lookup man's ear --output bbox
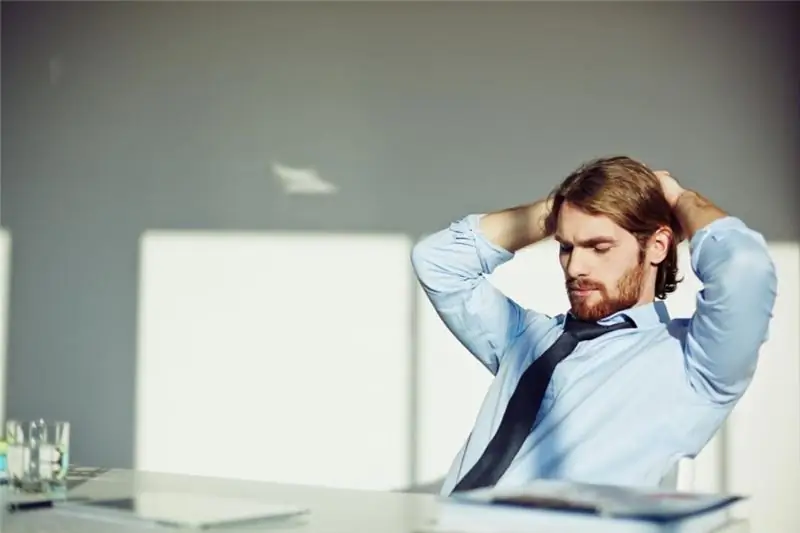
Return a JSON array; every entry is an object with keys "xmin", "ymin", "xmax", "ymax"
[
  {"xmin": 669, "ymin": 212, "xmax": 686, "ymax": 244},
  {"xmin": 647, "ymin": 226, "xmax": 672, "ymax": 266}
]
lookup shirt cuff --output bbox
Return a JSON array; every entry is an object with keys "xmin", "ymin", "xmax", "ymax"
[{"xmin": 460, "ymin": 214, "xmax": 515, "ymax": 273}]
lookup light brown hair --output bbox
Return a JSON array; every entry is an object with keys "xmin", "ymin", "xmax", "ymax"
[{"xmin": 544, "ymin": 156, "xmax": 681, "ymax": 299}]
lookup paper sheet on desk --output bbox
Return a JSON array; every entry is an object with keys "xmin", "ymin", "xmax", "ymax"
[
  {"xmin": 450, "ymin": 480, "xmax": 743, "ymax": 520},
  {"xmin": 417, "ymin": 519, "xmax": 751, "ymax": 533}
]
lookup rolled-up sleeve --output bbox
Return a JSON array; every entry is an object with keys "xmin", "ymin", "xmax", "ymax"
[{"xmin": 683, "ymin": 217, "xmax": 778, "ymax": 404}]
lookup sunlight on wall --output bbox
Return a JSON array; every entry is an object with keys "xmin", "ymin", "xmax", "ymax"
[
  {"xmin": 417, "ymin": 239, "xmax": 799, "ymax": 531},
  {"xmin": 135, "ymin": 231, "xmax": 413, "ymax": 490},
  {"xmin": 0, "ymin": 230, "xmax": 10, "ymax": 424}
]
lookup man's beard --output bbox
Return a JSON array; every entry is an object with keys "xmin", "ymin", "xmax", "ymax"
[{"xmin": 567, "ymin": 261, "xmax": 645, "ymax": 322}]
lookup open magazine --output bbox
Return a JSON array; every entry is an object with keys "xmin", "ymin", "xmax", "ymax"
[
  {"xmin": 427, "ymin": 480, "xmax": 745, "ymax": 533},
  {"xmin": 468, "ymin": 480, "xmax": 741, "ymax": 520}
]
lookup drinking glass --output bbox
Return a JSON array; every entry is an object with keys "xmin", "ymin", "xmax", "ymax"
[{"xmin": 5, "ymin": 419, "xmax": 70, "ymax": 492}]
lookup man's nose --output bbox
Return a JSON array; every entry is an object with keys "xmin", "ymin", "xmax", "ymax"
[{"xmin": 565, "ymin": 249, "xmax": 590, "ymax": 279}]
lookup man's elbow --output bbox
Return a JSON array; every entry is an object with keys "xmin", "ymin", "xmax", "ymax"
[
  {"xmin": 703, "ymin": 227, "xmax": 777, "ymax": 304},
  {"xmin": 724, "ymin": 240, "xmax": 778, "ymax": 302},
  {"xmin": 410, "ymin": 231, "xmax": 479, "ymax": 296},
  {"xmin": 410, "ymin": 233, "xmax": 455, "ymax": 293},
  {"xmin": 410, "ymin": 235, "xmax": 437, "ymax": 283}
]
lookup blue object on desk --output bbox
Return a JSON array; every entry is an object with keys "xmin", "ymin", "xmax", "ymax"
[{"xmin": 0, "ymin": 443, "xmax": 7, "ymax": 485}]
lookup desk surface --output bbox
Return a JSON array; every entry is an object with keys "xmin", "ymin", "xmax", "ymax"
[
  {"xmin": 1, "ymin": 469, "xmax": 748, "ymax": 533},
  {"xmin": 1, "ymin": 468, "xmax": 440, "ymax": 532}
]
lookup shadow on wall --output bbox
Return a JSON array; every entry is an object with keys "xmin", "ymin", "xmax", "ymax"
[{"xmin": 132, "ymin": 231, "xmax": 800, "ymax": 531}]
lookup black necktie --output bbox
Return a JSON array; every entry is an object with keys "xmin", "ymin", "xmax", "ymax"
[{"xmin": 451, "ymin": 314, "xmax": 637, "ymax": 493}]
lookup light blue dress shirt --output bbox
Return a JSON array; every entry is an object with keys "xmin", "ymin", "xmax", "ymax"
[{"xmin": 411, "ymin": 214, "xmax": 777, "ymax": 495}]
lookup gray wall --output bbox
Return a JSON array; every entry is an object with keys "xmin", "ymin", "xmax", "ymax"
[{"xmin": 2, "ymin": 1, "xmax": 798, "ymax": 468}]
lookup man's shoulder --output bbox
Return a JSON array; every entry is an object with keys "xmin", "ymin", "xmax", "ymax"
[
  {"xmin": 519, "ymin": 310, "xmax": 563, "ymax": 337},
  {"xmin": 637, "ymin": 318, "xmax": 694, "ymax": 359},
  {"xmin": 647, "ymin": 316, "xmax": 690, "ymax": 346},
  {"xmin": 506, "ymin": 311, "xmax": 563, "ymax": 351}
]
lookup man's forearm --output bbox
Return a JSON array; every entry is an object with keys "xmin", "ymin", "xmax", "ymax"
[
  {"xmin": 673, "ymin": 190, "xmax": 729, "ymax": 241},
  {"xmin": 479, "ymin": 199, "xmax": 553, "ymax": 252}
]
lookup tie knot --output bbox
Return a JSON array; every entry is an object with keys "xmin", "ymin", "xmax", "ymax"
[{"xmin": 564, "ymin": 314, "xmax": 637, "ymax": 342}]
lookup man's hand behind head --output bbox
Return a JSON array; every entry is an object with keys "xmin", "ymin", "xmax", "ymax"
[{"xmin": 653, "ymin": 170, "xmax": 686, "ymax": 209}]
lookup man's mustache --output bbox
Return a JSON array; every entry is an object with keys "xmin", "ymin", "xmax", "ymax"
[{"xmin": 566, "ymin": 279, "xmax": 603, "ymax": 291}]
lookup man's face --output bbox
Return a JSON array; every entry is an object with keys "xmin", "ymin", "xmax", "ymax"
[{"xmin": 555, "ymin": 202, "xmax": 647, "ymax": 321}]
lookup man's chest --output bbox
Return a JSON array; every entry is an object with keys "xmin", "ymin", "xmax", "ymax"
[{"xmin": 495, "ymin": 329, "xmax": 692, "ymax": 416}]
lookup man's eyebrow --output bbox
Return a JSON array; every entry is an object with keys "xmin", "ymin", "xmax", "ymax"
[{"xmin": 554, "ymin": 235, "xmax": 617, "ymax": 246}]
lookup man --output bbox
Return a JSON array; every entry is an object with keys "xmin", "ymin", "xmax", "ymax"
[{"xmin": 411, "ymin": 156, "xmax": 776, "ymax": 495}]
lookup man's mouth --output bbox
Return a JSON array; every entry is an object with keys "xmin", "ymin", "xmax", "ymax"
[{"xmin": 568, "ymin": 285, "xmax": 600, "ymax": 296}]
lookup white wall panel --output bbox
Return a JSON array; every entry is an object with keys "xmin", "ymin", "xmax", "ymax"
[{"xmin": 136, "ymin": 232, "xmax": 414, "ymax": 490}]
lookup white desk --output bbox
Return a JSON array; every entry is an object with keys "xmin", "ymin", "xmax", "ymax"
[
  {"xmin": 1, "ymin": 468, "xmax": 439, "ymax": 532},
  {"xmin": 0, "ymin": 469, "xmax": 749, "ymax": 533}
]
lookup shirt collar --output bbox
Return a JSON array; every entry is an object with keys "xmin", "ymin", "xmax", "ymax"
[{"xmin": 561, "ymin": 300, "xmax": 671, "ymax": 329}]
